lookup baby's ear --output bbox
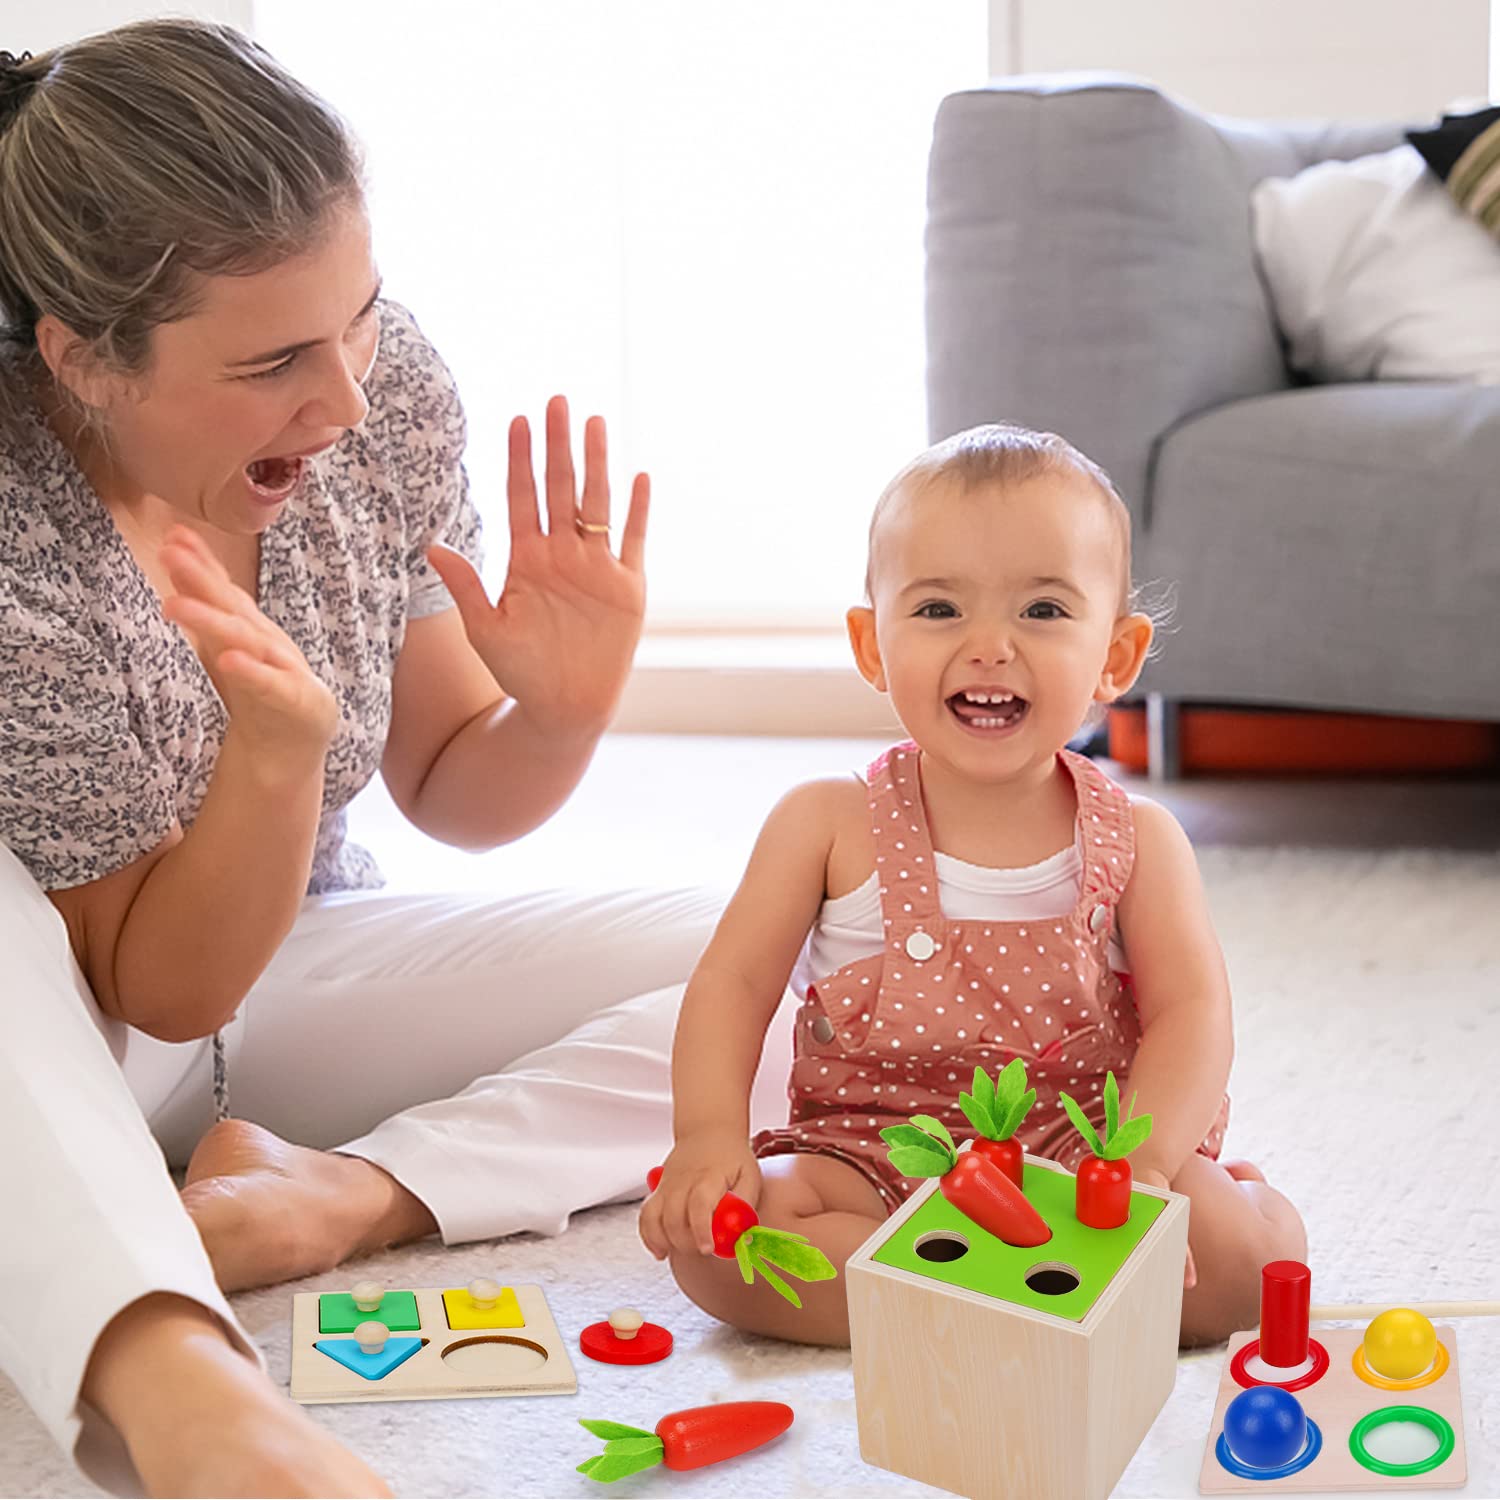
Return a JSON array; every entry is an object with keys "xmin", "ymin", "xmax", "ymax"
[
  {"xmin": 1095, "ymin": 612, "xmax": 1153, "ymax": 702},
  {"xmin": 846, "ymin": 606, "xmax": 887, "ymax": 692}
]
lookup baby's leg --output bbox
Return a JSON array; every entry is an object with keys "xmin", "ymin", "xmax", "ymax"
[
  {"xmin": 1172, "ymin": 1153, "xmax": 1308, "ymax": 1348},
  {"xmin": 667, "ymin": 1153, "xmax": 888, "ymax": 1346}
]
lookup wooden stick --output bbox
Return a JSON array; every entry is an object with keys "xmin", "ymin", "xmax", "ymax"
[{"xmin": 1309, "ymin": 1300, "xmax": 1500, "ymax": 1321}]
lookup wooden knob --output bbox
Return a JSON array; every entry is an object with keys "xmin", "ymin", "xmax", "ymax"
[
  {"xmin": 353, "ymin": 1320, "xmax": 389, "ymax": 1355},
  {"xmin": 350, "ymin": 1280, "xmax": 384, "ymax": 1312},
  {"xmin": 468, "ymin": 1277, "xmax": 501, "ymax": 1308},
  {"xmin": 608, "ymin": 1307, "xmax": 644, "ymax": 1341}
]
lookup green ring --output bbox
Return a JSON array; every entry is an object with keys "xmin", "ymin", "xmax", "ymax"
[{"xmin": 1348, "ymin": 1405, "xmax": 1455, "ymax": 1477}]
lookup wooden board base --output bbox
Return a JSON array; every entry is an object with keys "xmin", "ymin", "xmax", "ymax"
[
  {"xmin": 1198, "ymin": 1327, "xmax": 1466, "ymax": 1494},
  {"xmin": 290, "ymin": 1282, "xmax": 577, "ymax": 1405}
]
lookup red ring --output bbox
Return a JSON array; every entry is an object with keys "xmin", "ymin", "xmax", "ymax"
[{"xmin": 1230, "ymin": 1335, "xmax": 1330, "ymax": 1391}]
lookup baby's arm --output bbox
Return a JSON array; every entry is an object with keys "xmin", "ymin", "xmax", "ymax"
[
  {"xmin": 639, "ymin": 778, "xmax": 844, "ymax": 1260},
  {"xmin": 1114, "ymin": 797, "xmax": 1234, "ymax": 1184}
]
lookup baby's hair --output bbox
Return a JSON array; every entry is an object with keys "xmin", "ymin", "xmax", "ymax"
[{"xmin": 865, "ymin": 422, "xmax": 1138, "ymax": 614}]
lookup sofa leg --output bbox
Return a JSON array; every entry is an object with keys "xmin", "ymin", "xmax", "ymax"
[{"xmin": 1145, "ymin": 693, "xmax": 1181, "ymax": 783}]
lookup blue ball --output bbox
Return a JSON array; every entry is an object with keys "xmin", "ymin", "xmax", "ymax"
[{"xmin": 1223, "ymin": 1386, "xmax": 1307, "ymax": 1470}]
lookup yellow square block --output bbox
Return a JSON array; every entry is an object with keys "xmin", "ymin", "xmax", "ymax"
[{"xmin": 442, "ymin": 1285, "xmax": 524, "ymax": 1330}]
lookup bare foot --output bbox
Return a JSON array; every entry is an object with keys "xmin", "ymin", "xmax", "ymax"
[{"xmin": 181, "ymin": 1119, "xmax": 438, "ymax": 1292}]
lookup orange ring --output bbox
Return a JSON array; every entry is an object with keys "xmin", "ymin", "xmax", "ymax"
[{"xmin": 1352, "ymin": 1337, "xmax": 1450, "ymax": 1391}]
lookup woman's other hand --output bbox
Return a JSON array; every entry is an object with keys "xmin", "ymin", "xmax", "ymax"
[
  {"xmin": 426, "ymin": 394, "xmax": 649, "ymax": 741},
  {"xmin": 160, "ymin": 526, "xmax": 339, "ymax": 766},
  {"xmin": 638, "ymin": 1131, "xmax": 762, "ymax": 1262}
]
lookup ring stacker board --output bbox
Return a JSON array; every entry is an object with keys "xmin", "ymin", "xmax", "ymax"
[
  {"xmin": 1199, "ymin": 1261, "xmax": 1467, "ymax": 1493},
  {"xmin": 291, "ymin": 1276, "xmax": 577, "ymax": 1404}
]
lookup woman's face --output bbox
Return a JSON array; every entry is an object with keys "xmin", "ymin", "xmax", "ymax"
[{"xmin": 65, "ymin": 199, "xmax": 381, "ymax": 533}]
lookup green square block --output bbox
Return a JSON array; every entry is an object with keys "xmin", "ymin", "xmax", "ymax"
[
  {"xmin": 318, "ymin": 1290, "xmax": 421, "ymax": 1334},
  {"xmin": 871, "ymin": 1163, "xmax": 1166, "ymax": 1322}
]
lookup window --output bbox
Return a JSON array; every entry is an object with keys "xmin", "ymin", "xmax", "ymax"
[{"xmin": 255, "ymin": 2, "xmax": 987, "ymax": 629}]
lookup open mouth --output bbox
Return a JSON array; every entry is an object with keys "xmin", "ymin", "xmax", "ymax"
[
  {"xmin": 947, "ymin": 689, "xmax": 1029, "ymax": 732},
  {"xmin": 244, "ymin": 454, "xmax": 306, "ymax": 501}
]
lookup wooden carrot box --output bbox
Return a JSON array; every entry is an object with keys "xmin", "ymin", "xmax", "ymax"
[{"xmin": 846, "ymin": 1152, "xmax": 1189, "ymax": 1500}]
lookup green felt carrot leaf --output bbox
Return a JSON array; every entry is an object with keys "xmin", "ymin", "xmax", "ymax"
[
  {"xmin": 974, "ymin": 1064, "xmax": 997, "ymax": 1115},
  {"xmin": 751, "ymin": 1251, "xmax": 801, "ymax": 1307},
  {"xmin": 960, "ymin": 1061, "xmax": 1036, "ymax": 1142},
  {"xmin": 603, "ymin": 1437, "xmax": 664, "ymax": 1458},
  {"xmin": 886, "ymin": 1143, "xmax": 954, "ymax": 1178},
  {"xmin": 578, "ymin": 1420, "xmax": 654, "ymax": 1441},
  {"xmin": 1059, "ymin": 1091, "xmax": 1104, "ymax": 1157},
  {"xmin": 1103, "ymin": 1113, "xmax": 1154, "ymax": 1162},
  {"xmin": 1061, "ymin": 1071, "xmax": 1154, "ymax": 1162},
  {"xmin": 958, "ymin": 1089, "xmax": 992, "ymax": 1136},
  {"xmin": 754, "ymin": 1230, "xmax": 839, "ymax": 1283},
  {"xmin": 734, "ymin": 1231, "xmax": 755, "ymax": 1286},
  {"xmin": 728, "ymin": 1224, "xmax": 837, "ymax": 1306},
  {"xmin": 576, "ymin": 1422, "xmax": 668, "ymax": 1483},
  {"xmin": 909, "ymin": 1114, "xmax": 955, "ymax": 1152},
  {"xmin": 881, "ymin": 1123, "xmax": 948, "ymax": 1153}
]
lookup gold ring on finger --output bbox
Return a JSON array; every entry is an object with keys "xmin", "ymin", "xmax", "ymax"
[{"xmin": 574, "ymin": 518, "xmax": 611, "ymax": 536}]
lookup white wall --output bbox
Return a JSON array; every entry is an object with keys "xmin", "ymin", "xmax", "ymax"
[
  {"xmin": 989, "ymin": 0, "xmax": 1492, "ymax": 120},
  {"xmin": 21, "ymin": 0, "xmax": 252, "ymax": 52}
]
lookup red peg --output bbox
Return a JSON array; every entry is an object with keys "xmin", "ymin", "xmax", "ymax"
[{"xmin": 1260, "ymin": 1259, "xmax": 1311, "ymax": 1368}]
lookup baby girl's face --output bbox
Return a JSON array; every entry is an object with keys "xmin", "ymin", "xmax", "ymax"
[{"xmin": 852, "ymin": 471, "xmax": 1144, "ymax": 784}]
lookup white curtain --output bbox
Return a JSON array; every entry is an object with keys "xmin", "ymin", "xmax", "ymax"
[{"xmin": 254, "ymin": 1, "xmax": 986, "ymax": 627}]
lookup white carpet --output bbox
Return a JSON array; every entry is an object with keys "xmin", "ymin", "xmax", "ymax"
[{"xmin": 3, "ymin": 741, "xmax": 1498, "ymax": 1498}]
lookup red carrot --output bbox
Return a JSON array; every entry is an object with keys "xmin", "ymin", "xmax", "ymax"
[
  {"xmin": 957, "ymin": 1059, "xmax": 1036, "ymax": 1190},
  {"xmin": 1059, "ymin": 1071, "xmax": 1153, "ymax": 1230},
  {"xmin": 577, "ymin": 1402, "xmax": 795, "ymax": 1481},
  {"xmin": 645, "ymin": 1166, "xmax": 836, "ymax": 1308},
  {"xmin": 880, "ymin": 1116, "xmax": 1051, "ymax": 1247}
]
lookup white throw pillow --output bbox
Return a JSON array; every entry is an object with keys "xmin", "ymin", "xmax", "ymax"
[{"xmin": 1250, "ymin": 144, "xmax": 1500, "ymax": 384}]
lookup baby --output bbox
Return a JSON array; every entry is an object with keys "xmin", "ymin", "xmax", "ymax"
[{"xmin": 638, "ymin": 423, "xmax": 1306, "ymax": 1348}]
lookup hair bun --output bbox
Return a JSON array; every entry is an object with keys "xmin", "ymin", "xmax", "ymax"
[{"xmin": 0, "ymin": 49, "xmax": 37, "ymax": 128}]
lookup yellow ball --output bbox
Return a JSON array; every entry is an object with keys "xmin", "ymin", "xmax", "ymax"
[{"xmin": 1363, "ymin": 1308, "xmax": 1437, "ymax": 1380}]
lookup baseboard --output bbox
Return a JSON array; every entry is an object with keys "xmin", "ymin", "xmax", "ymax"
[{"xmin": 614, "ymin": 661, "xmax": 902, "ymax": 737}]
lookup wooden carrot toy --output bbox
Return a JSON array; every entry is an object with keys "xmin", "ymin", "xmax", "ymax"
[
  {"xmin": 577, "ymin": 1402, "xmax": 795, "ymax": 1482},
  {"xmin": 956, "ymin": 1059, "xmax": 1036, "ymax": 1189},
  {"xmin": 1058, "ymin": 1071, "xmax": 1153, "ymax": 1229},
  {"xmin": 644, "ymin": 1167, "xmax": 837, "ymax": 1308},
  {"xmin": 879, "ymin": 1113, "xmax": 1051, "ymax": 1247}
]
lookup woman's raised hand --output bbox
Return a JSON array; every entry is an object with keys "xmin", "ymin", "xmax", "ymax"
[
  {"xmin": 160, "ymin": 525, "xmax": 339, "ymax": 765},
  {"xmin": 426, "ymin": 395, "xmax": 649, "ymax": 740}
]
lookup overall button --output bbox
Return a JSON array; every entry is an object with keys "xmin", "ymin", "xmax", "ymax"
[
  {"xmin": 904, "ymin": 931, "xmax": 937, "ymax": 961},
  {"xmin": 1089, "ymin": 903, "xmax": 1110, "ymax": 934},
  {"xmin": 811, "ymin": 1015, "xmax": 835, "ymax": 1043}
]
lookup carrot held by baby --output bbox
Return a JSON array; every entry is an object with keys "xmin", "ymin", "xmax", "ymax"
[{"xmin": 645, "ymin": 1166, "xmax": 837, "ymax": 1308}]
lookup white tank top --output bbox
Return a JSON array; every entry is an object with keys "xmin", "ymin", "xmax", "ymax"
[{"xmin": 789, "ymin": 842, "xmax": 1129, "ymax": 998}]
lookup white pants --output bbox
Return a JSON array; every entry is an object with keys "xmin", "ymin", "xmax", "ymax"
[{"xmin": 0, "ymin": 844, "xmax": 796, "ymax": 1493}]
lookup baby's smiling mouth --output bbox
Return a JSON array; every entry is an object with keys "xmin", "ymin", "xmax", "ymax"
[{"xmin": 947, "ymin": 688, "xmax": 1029, "ymax": 730}]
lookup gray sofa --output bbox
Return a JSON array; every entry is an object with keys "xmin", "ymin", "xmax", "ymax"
[{"xmin": 925, "ymin": 75, "xmax": 1500, "ymax": 773}]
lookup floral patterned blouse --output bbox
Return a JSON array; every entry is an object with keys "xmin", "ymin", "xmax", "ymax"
[{"xmin": 0, "ymin": 300, "xmax": 484, "ymax": 895}]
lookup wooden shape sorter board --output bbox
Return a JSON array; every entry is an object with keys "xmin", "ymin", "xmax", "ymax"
[
  {"xmin": 290, "ymin": 1283, "xmax": 576, "ymax": 1405},
  {"xmin": 1198, "ymin": 1327, "xmax": 1467, "ymax": 1494}
]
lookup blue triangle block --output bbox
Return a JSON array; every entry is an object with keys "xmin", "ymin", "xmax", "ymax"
[{"xmin": 314, "ymin": 1336, "xmax": 424, "ymax": 1381}]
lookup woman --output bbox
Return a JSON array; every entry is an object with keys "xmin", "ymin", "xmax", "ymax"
[{"xmin": 0, "ymin": 21, "xmax": 790, "ymax": 1496}]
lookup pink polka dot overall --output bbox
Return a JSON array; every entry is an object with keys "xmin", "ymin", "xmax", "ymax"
[{"xmin": 751, "ymin": 741, "xmax": 1228, "ymax": 1212}]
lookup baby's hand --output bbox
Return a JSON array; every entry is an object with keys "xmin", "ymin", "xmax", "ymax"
[
  {"xmin": 638, "ymin": 1130, "xmax": 762, "ymax": 1261},
  {"xmin": 1134, "ymin": 1163, "xmax": 1196, "ymax": 1289}
]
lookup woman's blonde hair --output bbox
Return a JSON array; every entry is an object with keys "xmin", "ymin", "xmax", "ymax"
[{"xmin": 0, "ymin": 19, "xmax": 363, "ymax": 436}]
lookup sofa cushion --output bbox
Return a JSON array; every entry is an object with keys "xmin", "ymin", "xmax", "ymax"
[
  {"xmin": 1141, "ymin": 383, "xmax": 1500, "ymax": 718},
  {"xmin": 1250, "ymin": 145, "xmax": 1500, "ymax": 384}
]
